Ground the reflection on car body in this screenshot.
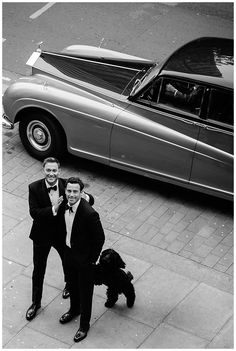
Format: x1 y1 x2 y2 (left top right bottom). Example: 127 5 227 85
2 37 233 200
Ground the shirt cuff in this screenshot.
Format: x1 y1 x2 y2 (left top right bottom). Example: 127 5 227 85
52 206 57 216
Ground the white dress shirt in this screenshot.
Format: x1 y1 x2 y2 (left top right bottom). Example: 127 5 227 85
45 180 59 216
65 199 81 248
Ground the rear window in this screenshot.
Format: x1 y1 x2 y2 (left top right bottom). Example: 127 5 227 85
207 89 233 126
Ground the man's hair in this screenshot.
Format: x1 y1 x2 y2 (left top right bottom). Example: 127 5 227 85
66 177 84 191
43 157 60 168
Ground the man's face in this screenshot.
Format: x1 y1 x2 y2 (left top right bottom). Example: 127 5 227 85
43 162 60 185
65 183 82 206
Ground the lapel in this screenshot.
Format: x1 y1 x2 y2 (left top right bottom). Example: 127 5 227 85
40 179 52 206
58 178 66 199
71 198 86 235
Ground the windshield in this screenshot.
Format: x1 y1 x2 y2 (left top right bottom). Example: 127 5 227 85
130 63 159 96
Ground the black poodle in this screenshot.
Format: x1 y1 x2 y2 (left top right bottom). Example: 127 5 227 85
94 248 136 308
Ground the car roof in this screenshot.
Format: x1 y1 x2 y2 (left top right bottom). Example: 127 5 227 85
160 37 233 89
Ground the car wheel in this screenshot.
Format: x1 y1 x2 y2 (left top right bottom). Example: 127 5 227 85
19 112 66 160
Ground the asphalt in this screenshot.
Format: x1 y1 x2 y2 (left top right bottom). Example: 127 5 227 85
2 120 233 348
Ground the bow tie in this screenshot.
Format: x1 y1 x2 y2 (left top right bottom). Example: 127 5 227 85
65 204 73 213
47 185 57 193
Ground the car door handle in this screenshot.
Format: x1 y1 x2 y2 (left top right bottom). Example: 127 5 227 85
195 123 206 128
182 119 196 125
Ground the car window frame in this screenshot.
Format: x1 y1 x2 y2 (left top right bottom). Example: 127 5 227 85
134 76 206 122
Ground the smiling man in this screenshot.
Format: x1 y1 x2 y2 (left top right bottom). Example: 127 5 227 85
58 177 105 343
25 158 94 321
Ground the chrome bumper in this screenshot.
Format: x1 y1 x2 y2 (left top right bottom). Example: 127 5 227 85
2 113 14 129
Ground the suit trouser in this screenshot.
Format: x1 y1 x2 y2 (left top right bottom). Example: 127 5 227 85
32 241 67 304
64 247 94 331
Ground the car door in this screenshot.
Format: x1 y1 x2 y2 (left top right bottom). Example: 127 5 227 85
190 87 233 196
110 76 202 184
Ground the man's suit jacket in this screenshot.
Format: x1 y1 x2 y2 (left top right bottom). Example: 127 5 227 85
59 198 105 267
28 178 67 245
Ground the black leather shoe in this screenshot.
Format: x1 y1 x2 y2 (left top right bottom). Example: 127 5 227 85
74 328 88 342
59 310 80 324
62 286 70 299
26 303 41 321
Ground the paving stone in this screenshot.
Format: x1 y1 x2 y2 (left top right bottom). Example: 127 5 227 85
174 220 189 232
178 250 192 259
166 283 233 340
190 254 203 263
2 214 19 236
159 221 175 234
2 191 28 220
163 230 179 243
2 326 16 347
167 239 186 254
201 254 221 268
169 211 186 224
140 225 159 243
157 240 169 250
3 259 24 286
221 233 234 247
218 252 234 268
113 265 197 328
197 225 215 238
113 237 233 294
71 309 153 349
4 326 70 349
2 275 60 334
28 294 108 345
2 172 17 185
195 244 213 258
211 243 230 258
155 208 174 228
177 229 196 244
183 235 206 253
140 322 208 348
108 218 129 233
187 216 208 233
153 205 168 218
213 263 228 273
226 264 233 276
207 317 234 348
3 218 33 266
204 234 224 248
149 232 164 246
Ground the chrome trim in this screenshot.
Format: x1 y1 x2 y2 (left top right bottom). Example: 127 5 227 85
110 157 189 183
16 98 116 126
2 113 14 129
189 180 233 196
70 146 109 162
41 51 140 72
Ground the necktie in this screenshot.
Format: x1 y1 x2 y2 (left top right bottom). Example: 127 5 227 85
48 185 57 192
65 204 73 213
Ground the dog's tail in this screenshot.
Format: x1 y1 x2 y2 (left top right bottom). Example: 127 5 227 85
126 271 134 281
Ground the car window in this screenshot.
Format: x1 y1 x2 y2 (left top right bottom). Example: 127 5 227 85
158 78 204 116
207 88 233 126
137 79 162 104
137 77 205 117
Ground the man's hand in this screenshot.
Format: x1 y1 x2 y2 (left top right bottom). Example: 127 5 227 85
54 196 64 212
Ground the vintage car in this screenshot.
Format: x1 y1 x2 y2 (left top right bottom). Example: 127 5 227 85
2 37 233 200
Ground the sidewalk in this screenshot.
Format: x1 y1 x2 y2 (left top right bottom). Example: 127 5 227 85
2 124 233 348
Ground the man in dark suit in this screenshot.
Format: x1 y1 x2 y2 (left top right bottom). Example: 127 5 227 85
25 157 94 321
59 177 105 343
